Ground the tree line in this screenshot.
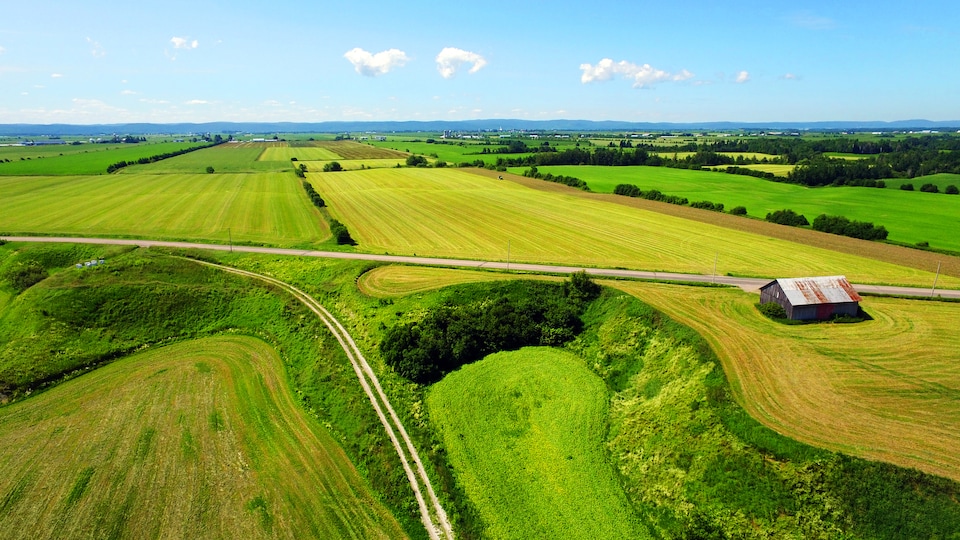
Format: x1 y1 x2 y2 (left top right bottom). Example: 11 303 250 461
380 272 601 384
105 140 221 173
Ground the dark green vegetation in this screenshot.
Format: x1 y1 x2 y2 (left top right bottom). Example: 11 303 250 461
521 166 590 190
812 214 889 241
765 208 810 227
380 272 599 384
0 243 423 538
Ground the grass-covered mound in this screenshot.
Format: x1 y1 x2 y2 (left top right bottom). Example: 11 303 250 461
0 336 406 539
427 347 645 539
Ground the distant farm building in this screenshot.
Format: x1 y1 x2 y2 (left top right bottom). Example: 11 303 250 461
759 276 862 321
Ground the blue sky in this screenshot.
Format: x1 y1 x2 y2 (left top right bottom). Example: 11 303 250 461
1 0 957 124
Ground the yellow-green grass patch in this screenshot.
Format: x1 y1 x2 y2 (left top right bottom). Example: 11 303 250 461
0 336 406 539
314 141 409 160
706 163 796 176
427 347 645 539
608 281 960 482
0 173 329 246
304 159 407 171
257 146 341 161
308 167 958 288
357 265 559 297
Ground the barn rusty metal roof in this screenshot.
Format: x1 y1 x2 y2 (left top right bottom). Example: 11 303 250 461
762 276 862 306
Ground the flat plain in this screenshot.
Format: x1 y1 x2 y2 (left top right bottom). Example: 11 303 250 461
307 166 958 288
0 172 328 246
529 165 960 251
0 141 205 175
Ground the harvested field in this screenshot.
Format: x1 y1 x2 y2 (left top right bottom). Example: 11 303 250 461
357 265 558 297
608 281 960 482
0 336 407 539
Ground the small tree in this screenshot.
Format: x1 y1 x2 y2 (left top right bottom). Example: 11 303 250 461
405 155 428 167
206 166 215 174
323 161 342 172
920 183 938 193
757 302 787 320
900 183 914 191
729 206 748 216
946 185 959 195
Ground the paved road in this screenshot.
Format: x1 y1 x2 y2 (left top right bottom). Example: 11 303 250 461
3 236 957 299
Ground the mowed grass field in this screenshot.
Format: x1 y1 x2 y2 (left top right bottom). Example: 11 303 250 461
609 281 960 482
121 144 288 173
259 141 409 162
0 173 328 246
0 142 206 175
0 335 406 539
307 167 958 288
357 265 558 297
530 165 960 251
427 347 645 540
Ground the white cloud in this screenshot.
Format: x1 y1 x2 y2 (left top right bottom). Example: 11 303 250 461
782 73 799 80
86 38 105 58
171 37 199 49
185 99 208 105
0 46 6 55
580 58 692 88
120 89 137 95
435 47 487 79
139 98 170 104
735 70 750 83
344 48 409 76
51 73 63 78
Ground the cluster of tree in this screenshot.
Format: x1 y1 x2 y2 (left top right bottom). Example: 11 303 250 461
812 214 888 241
723 166 777 180
904 182 960 194
98 135 146 144
322 161 342 172
405 155 429 167
301 181 325 208
787 157 892 187
380 272 601 384
613 184 689 205
765 209 810 227
689 200 725 212
105 141 220 173
294 163 308 178
329 219 354 245
521 167 590 190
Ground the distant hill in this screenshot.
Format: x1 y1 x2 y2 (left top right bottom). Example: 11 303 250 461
1 119 959 137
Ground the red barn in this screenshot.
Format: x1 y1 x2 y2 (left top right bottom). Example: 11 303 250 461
759 276 862 321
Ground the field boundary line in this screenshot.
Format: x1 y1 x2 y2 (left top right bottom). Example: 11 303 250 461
187 259 454 540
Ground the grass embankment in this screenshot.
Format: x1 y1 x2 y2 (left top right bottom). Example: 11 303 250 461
0 142 205 175
0 243 427 538
529 164 960 251
427 348 645 539
308 167 958 287
0 336 405 540
608 281 960 482
0 172 329 247
368 267 960 538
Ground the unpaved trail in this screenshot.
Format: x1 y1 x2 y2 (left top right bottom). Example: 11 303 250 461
190 260 454 540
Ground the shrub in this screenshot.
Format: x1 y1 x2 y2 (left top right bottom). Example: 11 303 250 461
729 206 748 216
329 219 354 245
765 209 809 227
812 214 888 241
757 302 787 320
900 183 914 191
205 166 215 174
920 183 938 193
405 155 428 167
322 161 342 172
946 185 959 195
4 262 49 293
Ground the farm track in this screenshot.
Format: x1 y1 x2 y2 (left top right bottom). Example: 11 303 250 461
187 260 454 540
3 236 959 299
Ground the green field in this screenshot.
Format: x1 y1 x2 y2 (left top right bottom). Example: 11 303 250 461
0 173 328 246
428 347 644 539
259 146 342 161
899 172 960 191
121 144 289 173
0 336 406 539
0 142 206 175
307 167 958 288
526 165 960 251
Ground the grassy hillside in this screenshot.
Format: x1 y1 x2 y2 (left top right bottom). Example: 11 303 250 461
530 165 960 251
0 336 406 539
0 141 205 175
0 243 428 538
307 167 958 288
428 347 646 539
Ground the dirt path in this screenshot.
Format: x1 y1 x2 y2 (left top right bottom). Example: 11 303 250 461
189 260 454 540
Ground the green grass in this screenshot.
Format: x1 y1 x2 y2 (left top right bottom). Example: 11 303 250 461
0 336 407 539
899 172 960 191
259 146 342 161
120 144 289 174
525 164 960 251
0 172 329 246
427 347 646 540
0 142 206 175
